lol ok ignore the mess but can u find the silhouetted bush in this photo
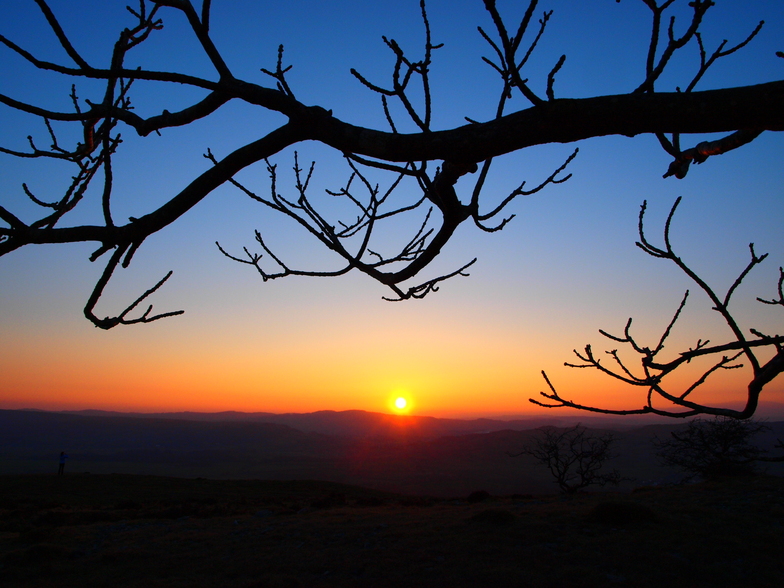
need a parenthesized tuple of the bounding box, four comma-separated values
(654, 417, 770, 480)
(515, 424, 622, 494)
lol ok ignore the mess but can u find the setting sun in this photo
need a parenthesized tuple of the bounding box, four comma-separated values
(389, 392, 413, 414)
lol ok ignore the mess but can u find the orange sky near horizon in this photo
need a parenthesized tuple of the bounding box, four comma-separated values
(1, 270, 779, 418)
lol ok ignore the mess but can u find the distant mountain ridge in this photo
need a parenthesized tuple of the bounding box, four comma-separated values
(49, 407, 673, 438)
(54, 408, 560, 438)
(3, 409, 783, 496)
(54, 403, 784, 437)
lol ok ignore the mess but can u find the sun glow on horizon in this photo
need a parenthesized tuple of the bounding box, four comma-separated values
(389, 391, 413, 414)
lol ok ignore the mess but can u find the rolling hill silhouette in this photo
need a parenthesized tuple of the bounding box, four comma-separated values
(3, 409, 783, 496)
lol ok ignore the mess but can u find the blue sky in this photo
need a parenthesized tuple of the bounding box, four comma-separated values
(1, 1, 783, 417)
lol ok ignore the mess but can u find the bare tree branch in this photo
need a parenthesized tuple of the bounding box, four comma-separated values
(533, 198, 784, 419)
(0, 0, 782, 337)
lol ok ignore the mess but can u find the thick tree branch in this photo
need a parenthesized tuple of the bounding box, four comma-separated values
(2, 0, 783, 340)
(0, 123, 304, 257)
(307, 82, 784, 166)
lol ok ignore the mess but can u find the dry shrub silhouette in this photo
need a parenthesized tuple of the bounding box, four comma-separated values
(654, 416, 784, 480)
(514, 424, 622, 494)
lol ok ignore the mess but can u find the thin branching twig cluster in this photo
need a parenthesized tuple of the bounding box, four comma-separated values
(0, 1, 183, 328)
(512, 424, 622, 494)
(215, 0, 577, 300)
(632, 0, 766, 178)
(654, 416, 784, 480)
(532, 198, 784, 418)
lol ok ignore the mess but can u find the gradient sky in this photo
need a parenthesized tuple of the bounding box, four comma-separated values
(1, 1, 783, 418)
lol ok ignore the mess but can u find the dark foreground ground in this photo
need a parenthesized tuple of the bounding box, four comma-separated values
(1, 473, 783, 588)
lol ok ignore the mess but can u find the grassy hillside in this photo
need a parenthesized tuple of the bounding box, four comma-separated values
(1, 473, 783, 587)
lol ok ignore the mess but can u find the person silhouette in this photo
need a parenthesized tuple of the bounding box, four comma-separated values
(58, 451, 68, 475)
